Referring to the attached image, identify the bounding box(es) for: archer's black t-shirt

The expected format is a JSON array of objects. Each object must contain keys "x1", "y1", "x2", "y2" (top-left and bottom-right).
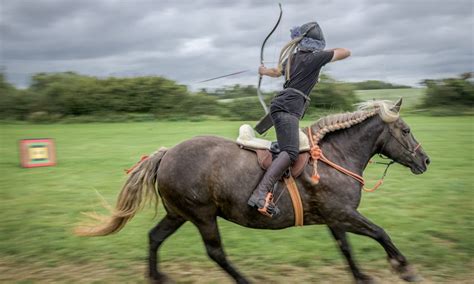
[{"x1": 270, "y1": 50, "x2": 334, "y2": 118}]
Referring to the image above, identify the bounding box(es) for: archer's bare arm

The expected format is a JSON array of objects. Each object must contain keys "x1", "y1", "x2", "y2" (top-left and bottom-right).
[
  {"x1": 327, "y1": 48, "x2": 351, "y2": 62},
  {"x1": 258, "y1": 48, "x2": 351, "y2": 76},
  {"x1": 258, "y1": 65, "x2": 282, "y2": 78}
]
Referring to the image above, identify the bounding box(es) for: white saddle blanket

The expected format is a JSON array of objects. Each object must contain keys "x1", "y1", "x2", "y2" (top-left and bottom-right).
[{"x1": 236, "y1": 124, "x2": 310, "y2": 152}]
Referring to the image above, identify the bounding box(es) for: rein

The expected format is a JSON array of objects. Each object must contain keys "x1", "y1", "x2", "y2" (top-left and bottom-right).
[{"x1": 306, "y1": 127, "x2": 393, "y2": 192}]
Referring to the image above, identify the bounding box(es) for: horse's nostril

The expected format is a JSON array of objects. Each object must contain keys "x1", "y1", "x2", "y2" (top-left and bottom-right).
[{"x1": 425, "y1": 157, "x2": 431, "y2": 165}]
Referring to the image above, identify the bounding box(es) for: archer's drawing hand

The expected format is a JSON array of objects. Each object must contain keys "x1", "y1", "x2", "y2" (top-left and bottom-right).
[{"x1": 259, "y1": 65, "x2": 282, "y2": 78}]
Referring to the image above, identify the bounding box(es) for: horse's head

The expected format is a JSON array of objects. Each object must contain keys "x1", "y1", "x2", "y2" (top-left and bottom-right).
[{"x1": 378, "y1": 99, "x2": 430, "y2": 174}]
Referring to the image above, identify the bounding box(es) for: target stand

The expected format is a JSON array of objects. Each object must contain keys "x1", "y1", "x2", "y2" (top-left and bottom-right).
[{"x1": 19, "y1": 139, "x2": 56, "y2": 168}]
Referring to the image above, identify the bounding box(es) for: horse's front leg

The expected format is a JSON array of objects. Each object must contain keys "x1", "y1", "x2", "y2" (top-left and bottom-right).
[
  {"x1": 337, "y1": 210, "x2": 421, "y2": 282},
  {"x1": 328, "y1": 226, "x2": 375, "y2": 284}
]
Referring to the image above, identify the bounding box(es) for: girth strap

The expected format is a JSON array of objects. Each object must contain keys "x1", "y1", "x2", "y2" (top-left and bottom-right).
[{"x1": 283, "y1": 176, "x2": 304, "y2": 226}]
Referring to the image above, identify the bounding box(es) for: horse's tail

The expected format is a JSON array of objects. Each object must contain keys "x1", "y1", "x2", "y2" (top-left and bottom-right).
[{"x1": 74, "y1": 147, "x2": 168, "y2": 237}]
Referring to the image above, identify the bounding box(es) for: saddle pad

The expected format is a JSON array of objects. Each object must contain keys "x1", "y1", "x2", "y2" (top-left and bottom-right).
[{"x1": 236, "y1": 124, "x2": 310, "y2": 152}]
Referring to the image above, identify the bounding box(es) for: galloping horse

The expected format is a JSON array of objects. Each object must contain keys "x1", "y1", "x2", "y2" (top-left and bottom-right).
[{"x1": 76, "y1": 99, "x2": 430, "y2": 284}]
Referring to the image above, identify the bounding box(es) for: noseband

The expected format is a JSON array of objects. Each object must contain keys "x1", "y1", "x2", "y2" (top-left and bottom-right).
[
  {"x1": 367, "y1": 127, "x2": 421, "y2": 191},
  {"x1": 383, "y1": 129, "x2": 421, "y2": 158}
]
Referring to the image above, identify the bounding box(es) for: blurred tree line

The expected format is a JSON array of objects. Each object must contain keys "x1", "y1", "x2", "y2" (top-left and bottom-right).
[
  {"x1": 420, "y1": 72, "x2": 473, "y2": 114},
  {"x1": 0, "y1": 72, "x2": 472, "y2": 122},
  {"x1": 344, "y1": 80, "x2": 411, "y2": 90},
  {"x1": 0, "y1": 72, "x2": 358, "y2": 122},
  {"x1": 0, "y1": 72, "x2": 221, "y2": 122}
]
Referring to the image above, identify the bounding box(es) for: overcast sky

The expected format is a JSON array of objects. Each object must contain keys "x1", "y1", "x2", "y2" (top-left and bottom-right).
[{"x1": 1, "y1": 0, "x2": 473, "y2": 91}]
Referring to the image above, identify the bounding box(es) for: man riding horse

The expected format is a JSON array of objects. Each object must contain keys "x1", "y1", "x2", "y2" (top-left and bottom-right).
[
  {"x1": 248, "y1": 21, "x2": 351, "y2": 217},
  {"x1": 75, "y1": 18, "x2": 431, "y2": 284}
]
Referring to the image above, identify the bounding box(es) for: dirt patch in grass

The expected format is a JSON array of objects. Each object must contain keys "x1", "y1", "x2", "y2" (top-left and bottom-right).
[{"x1": 1, "y1": 257, "x2": 473, "y2": 283}]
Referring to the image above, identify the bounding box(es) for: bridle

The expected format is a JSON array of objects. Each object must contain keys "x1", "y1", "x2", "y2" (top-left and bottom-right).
[
  {"x1": 373, "y1": 127, "x2": 421, "y2": 180},
  {"x1": 306, "y1": 127, "x2": 387, "y2": 192},
  {"x1": 363, "y1": 126, "x2": 423, "y2": 193},
  {"x1": 379, "y1": 128, "x2": 421, "y2": 159},
  {"x1": 305, "y1": 124, "x2": 421, "y2": 192}
]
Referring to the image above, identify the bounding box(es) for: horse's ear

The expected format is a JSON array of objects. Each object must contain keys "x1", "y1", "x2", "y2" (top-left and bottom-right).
[{"x1": 391, "y1": 98, "x2": 403, "y2": 113}]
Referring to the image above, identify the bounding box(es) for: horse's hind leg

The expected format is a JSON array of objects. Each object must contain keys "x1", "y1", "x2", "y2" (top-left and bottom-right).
[
  {"x1": 329, "y1": 227, "x2": 375, "y2": 284},
  {"x1": 336, "y1": 210, "x2": 420, "y2": 282},
  {"x1": 195, "y1": 218, "x2": 249, "y2": 284},
  {"x1": 148, "y1": 214, "x2": 186, "y2": 283}
]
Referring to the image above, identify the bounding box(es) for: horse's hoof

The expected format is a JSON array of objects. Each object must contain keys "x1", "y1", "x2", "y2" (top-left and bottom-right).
[
  {"x1": 356, "y1": 274, "x2": 376, "y2": 284},
  {"x1": 401, "y1": 272, "x2": 423, "y2": 282},
  {"x1": 388, "y1": 258, "x2": 421, "y2": 282},
  {"x1": 398, "y1": 265, "x2": 422, "y2": 282}
]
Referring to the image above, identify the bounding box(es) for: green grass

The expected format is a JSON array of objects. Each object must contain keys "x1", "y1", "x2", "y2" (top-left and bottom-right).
[{"x1": 1, "y1": 116, "x2": 473, "y2": 283}]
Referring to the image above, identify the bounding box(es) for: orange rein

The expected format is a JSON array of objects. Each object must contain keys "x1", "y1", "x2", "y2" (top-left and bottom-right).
[{"x1": 307, "y1": 127, "x2": 386, "y2": 192}]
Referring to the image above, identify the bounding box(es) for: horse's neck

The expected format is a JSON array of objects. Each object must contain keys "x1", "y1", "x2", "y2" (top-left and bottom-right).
[{"x1": 321, "y1": 116, "x2": 385, "y2": 174}]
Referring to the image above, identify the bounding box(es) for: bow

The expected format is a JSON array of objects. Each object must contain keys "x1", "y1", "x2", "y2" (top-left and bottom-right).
[{"x1": 257, "y1": 3, "x2": 282, "y2": 114}]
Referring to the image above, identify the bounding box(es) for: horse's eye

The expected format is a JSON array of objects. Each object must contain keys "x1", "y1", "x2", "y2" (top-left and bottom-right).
[{"x1": 402, "y1": 128, "x2": 410, "y2": 135}]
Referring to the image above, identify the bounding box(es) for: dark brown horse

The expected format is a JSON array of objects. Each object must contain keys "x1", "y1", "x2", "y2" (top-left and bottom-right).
[{"x1": 76, "y1": 99, "x2": 430, "y2": 284}]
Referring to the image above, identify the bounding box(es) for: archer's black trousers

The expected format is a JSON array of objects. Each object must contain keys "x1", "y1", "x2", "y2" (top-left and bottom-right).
[{"x1": 270, "y1": 110, "x2": 300, "y2": 164}]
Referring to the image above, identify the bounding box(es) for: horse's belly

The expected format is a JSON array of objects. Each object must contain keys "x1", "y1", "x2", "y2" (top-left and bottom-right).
[{"x1": 156, "y1": 136, "x2": 304, "y2": 228}]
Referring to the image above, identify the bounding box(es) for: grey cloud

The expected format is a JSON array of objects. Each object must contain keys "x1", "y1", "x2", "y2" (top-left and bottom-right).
[{"x1": 1, "y1": 0, "x2": 472, "y2": 88}]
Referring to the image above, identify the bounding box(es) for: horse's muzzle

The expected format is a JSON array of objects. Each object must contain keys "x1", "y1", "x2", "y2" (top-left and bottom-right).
[{"x1": 410, "y1": 156, "x2": 430, "y2": 174}]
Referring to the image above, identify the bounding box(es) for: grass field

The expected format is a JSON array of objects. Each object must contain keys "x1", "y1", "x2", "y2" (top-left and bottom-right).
[{"x1": 1, "y1": 114, "x2": 473, "y2": 283}]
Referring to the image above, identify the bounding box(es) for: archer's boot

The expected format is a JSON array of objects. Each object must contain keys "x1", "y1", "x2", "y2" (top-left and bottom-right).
[{"x1": 247, "y1": 151, "x2": 291, "y2": 217}]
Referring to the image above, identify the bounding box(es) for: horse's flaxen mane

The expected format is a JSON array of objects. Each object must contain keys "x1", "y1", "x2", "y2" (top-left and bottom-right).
[{"x1": 310, "y1": 100, "x2": 399, "y2": 144}]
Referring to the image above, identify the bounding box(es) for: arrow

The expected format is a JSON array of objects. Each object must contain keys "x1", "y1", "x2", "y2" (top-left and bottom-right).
[{"x1": 196, "y1": 70, "x2": 250, "y2": 83}]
